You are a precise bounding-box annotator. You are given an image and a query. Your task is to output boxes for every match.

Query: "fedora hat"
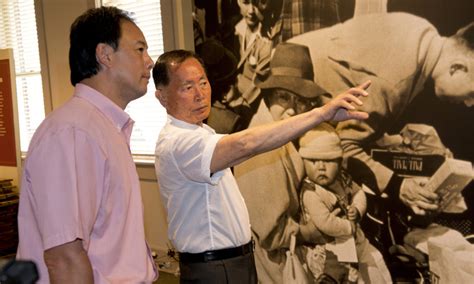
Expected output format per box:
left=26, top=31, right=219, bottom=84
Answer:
left=256, top=42, right=325, bottom=99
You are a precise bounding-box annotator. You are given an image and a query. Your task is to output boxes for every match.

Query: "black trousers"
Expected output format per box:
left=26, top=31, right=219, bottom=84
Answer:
left=179, top=252, right=257, bottom=284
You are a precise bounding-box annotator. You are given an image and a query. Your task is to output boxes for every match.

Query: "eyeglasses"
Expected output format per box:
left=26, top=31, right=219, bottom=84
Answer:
left=271, top=89, right=320, bottom=113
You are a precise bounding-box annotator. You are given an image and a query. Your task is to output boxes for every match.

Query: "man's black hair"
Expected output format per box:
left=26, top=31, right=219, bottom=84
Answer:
left=69, top=6, right=135, bottom=86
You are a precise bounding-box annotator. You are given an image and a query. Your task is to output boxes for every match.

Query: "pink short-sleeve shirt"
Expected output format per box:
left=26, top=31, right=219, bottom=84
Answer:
left=17, top=84, right=157, bottom=283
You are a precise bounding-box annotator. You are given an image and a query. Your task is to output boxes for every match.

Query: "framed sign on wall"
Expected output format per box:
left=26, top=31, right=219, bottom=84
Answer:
left=0, top=49, right=21, bottom=184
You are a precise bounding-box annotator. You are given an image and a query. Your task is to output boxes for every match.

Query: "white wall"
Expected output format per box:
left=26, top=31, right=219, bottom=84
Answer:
left=35, top=0, right=94, bottom=112
left=34, top=0, right=193, bottom=253
left=137, top=165, right=171, bottom=251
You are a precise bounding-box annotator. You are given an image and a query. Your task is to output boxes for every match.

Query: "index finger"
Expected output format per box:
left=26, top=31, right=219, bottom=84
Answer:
left=357, top=80, right=371, bottom=91
left=348, top=81, right=371, bottom=98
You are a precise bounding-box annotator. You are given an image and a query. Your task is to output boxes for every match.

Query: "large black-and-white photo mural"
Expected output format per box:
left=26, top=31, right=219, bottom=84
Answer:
left=192, top=0, right=474, bottom=282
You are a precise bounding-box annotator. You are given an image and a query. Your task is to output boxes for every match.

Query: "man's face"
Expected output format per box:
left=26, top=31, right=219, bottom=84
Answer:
left=157, top=58, right=211, bottom=125
left=434, top=48, right=474, bottom=107
left=267, top=89, right=317, bottom=121
left=304, top=158, right=341, bottom=187
left=238, top=0, right=264, bottom=30
left=112, top=20, right=154, bottom=104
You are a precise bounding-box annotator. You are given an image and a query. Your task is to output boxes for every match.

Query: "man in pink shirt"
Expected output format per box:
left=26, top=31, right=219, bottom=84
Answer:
left=16, top=6, right=157, bottom=283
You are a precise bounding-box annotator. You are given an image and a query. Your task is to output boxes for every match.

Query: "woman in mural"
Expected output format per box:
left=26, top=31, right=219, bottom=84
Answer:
left=234, top=42, right=338, bottom=283
left=227, top=0, right=350, bottom=129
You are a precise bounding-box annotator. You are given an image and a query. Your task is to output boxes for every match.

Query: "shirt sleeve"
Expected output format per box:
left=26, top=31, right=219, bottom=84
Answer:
left=25, top=127, right=106, bottom=250
left=172, top=130, right=226, bottom=184
left=303, top=189, right=352, bottom=237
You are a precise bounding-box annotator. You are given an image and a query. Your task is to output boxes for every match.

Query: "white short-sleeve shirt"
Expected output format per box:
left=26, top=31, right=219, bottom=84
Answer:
left=155, top=115, right=251, bottom=253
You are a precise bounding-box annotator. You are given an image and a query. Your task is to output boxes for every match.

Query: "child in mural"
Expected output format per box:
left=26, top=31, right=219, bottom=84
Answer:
left=298, top=123, right=392, bottom=283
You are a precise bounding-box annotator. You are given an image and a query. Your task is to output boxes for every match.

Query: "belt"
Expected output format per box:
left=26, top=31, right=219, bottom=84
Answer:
left=179, top=241, right=254, bottom=263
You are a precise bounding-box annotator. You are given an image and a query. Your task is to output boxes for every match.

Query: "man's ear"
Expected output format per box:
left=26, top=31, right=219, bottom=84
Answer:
left=96, top=43, right=114, bottom=68
left=155, top=88, right=167, bottom=108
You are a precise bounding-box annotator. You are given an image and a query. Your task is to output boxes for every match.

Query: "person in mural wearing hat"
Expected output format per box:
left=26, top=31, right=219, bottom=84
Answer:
left=153, top=46, right=371, bottom=283
left=233, top=42, right=341, bottom=283
left=299, top=123, right=392, bottom=283
left=289, top=12, right=474, bottom=217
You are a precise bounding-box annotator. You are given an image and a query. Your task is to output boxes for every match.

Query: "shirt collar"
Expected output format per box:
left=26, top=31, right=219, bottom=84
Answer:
left=423, top=36, right=446, bottom=80
left=74, top=83, right=134, bottom=135
left=167, top=114, right=215, bottom=133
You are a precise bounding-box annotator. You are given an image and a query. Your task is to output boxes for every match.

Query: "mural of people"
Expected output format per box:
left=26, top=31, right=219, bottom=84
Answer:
left=234, top=42, right=329, bottom=283
left=191, top=0, right=474, bottom=282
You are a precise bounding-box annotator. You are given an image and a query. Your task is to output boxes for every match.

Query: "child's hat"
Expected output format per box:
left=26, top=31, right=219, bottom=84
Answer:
left=299, top=123, right=342, bottom=160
